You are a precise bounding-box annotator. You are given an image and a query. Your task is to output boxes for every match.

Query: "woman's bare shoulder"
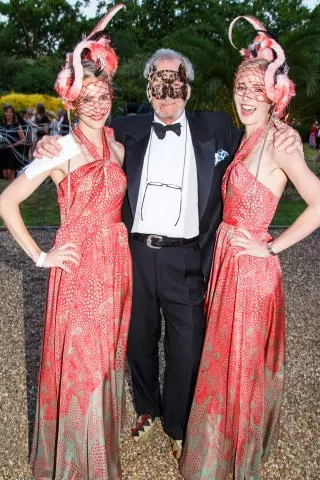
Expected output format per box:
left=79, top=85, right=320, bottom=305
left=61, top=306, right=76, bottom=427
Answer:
left=109, top=138, right=125, bottom=166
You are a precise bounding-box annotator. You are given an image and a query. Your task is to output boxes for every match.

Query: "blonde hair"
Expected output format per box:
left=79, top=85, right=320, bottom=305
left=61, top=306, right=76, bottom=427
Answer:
left=80, top=60, right=111, bottom=83
left=235, top=58, right=269, bottom=76
left=69, top=60, right=111, bottom=84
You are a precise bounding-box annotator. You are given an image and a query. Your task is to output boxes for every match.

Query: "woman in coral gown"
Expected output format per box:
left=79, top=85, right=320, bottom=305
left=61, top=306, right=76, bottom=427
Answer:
left=0, top=6, right=131, bottom=479
left=180, top=17, right=320, bottom=480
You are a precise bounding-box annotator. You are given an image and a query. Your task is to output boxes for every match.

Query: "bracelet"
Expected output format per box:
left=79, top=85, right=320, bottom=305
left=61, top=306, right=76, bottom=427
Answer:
left=35, top=251, right=47, bottom=267
left=267, top=242, right=277, bottom=256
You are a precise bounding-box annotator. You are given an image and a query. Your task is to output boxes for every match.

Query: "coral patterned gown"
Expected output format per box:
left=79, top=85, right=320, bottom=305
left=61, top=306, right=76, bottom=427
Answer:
left=31, top=127, right=132, bottom=480
left=180, top=127, right=285, bottom=479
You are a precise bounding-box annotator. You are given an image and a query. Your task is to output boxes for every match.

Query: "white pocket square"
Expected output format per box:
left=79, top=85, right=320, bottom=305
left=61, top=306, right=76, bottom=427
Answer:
left=214, top=149, right=229, bottom=166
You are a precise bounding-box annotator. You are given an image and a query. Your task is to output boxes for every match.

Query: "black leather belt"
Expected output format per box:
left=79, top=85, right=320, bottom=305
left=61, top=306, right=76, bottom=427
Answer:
left=131, top=233, right=199, bottom=249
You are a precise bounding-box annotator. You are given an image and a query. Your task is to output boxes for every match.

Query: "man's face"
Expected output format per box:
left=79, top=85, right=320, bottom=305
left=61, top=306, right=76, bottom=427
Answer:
left=147, top=58, right=190, bottom=124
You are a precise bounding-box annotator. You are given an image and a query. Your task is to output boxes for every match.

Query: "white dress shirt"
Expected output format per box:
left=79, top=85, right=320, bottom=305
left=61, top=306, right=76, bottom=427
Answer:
left=132, top=111, right=199, bottom=238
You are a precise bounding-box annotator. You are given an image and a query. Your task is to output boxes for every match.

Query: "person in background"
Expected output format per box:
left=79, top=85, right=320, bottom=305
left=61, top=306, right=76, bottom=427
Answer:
left=0, top=104, right=25, bottom=180
left=316, top=120, right=320, bottom=150
left=72, top=111, right=79, bottom=128
left=125, top=101, right=139, bottom=115
left=23, top=107, right=38, bottom=159
left=35, top=103, right=50, bottom=140
left=137, top=101, right=151, bottom=114
left=61, top=110, right=70, bottom=135
left=309, top=120, right=318, bottom=149
left=47, top=110, right=60, bottom=136
left=56, top=107, right=69, bottom=135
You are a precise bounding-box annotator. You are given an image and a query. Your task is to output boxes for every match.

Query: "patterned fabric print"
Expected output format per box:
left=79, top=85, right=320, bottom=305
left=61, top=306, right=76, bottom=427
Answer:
left=31, top=128, right=132, bottom=480
left=180, top=131, right=285, bottom=480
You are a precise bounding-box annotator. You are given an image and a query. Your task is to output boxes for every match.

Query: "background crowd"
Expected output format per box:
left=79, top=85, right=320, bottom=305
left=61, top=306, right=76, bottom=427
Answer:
left=0, top=100, right=152, bottom=180
left=1, top=100, right=319, bottom=181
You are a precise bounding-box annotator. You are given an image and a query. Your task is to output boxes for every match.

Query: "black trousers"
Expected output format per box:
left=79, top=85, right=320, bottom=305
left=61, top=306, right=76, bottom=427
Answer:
left=127, top=237, right=206, bottom=440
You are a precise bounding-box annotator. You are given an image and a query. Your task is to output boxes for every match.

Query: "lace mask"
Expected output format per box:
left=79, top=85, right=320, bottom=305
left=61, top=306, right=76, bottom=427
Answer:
left=147, top=63, right=188, bottom=101
left=73, top=79, right=113, bottom=120
left=234, top=64, right=271, bottom=103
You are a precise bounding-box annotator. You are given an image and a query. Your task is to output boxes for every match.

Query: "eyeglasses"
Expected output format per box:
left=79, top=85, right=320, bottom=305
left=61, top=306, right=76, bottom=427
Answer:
left=140, top=123, right=187, bottom=226
left=234, top=84, right=268, bottom=102
left=141, top=182, right=183, bottom=226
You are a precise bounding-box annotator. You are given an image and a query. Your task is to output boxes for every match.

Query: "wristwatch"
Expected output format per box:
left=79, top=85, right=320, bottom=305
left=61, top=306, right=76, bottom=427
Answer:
left=267, top=242, right=277, bottom=256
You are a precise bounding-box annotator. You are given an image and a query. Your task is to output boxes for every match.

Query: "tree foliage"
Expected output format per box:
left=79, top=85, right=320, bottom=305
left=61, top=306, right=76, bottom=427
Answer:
left=0, top=0, right=94, bottom=58
left=0, top=0, right=319, bottom=122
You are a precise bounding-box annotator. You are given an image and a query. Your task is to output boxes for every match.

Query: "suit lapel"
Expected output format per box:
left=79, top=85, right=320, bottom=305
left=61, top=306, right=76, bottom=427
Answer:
left=186, top=111, right=216, bottom=220
left=124, top=113, right=153, bottom=216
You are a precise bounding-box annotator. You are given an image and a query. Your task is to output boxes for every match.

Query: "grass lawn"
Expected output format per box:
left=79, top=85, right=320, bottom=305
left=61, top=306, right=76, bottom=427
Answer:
left=272, top=200, right=306, bottom=225
left=0, top=144, right=319, bottom=228
left=0, top=178, right=60, bottom=226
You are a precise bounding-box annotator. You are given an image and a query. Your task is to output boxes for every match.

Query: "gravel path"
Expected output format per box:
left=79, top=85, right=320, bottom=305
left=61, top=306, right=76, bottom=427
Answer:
left=0, top=229, right=319, bottom=480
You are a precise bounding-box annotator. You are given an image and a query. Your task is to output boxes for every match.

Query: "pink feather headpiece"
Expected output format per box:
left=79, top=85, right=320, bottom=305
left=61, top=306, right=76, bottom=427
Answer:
left=54, top=4, right=125, bottom=109
left=228, top=16, right=295, bottom=118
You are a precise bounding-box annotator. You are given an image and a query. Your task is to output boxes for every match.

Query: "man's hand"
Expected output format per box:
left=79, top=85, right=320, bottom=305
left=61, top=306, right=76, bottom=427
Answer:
left=273, top=125, right=303, bottom=155
left=33, top=134, right=63, bottom=159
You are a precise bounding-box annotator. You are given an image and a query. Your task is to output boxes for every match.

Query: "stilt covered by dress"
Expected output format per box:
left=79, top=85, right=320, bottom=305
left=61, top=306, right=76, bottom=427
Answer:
left=31, top=127, right=132, bottom=480
left=180, top=126, right=285, bottom=479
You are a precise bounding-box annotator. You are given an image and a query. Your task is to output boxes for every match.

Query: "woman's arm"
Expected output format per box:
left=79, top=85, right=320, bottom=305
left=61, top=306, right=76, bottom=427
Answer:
left=41, top=123, right=50, bottom=135
left=4, top=124, right=26, bottom=149
left=0, top=171, right=80, bottom=271
left=37, top=117, right=50, bottom=137
left=14, top=124, right=26, bottom=146
left=231, top=149, right=320, bottom=257
left=271, top=149, right=320, bottom=253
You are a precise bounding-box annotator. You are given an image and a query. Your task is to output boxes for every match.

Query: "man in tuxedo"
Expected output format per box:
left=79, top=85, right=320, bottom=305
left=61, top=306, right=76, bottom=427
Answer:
left=35, top=48, right=301, bottom=459
left=112, top=48, right=300, bottom=458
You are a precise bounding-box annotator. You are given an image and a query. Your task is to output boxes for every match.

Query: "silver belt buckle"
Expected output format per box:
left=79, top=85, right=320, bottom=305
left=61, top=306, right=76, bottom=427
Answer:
left=146, top=234, right=162, bottom=249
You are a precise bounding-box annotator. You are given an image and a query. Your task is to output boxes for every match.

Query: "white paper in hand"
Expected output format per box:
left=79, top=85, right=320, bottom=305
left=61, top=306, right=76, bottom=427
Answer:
left=24, top=134, right=80, bottom=179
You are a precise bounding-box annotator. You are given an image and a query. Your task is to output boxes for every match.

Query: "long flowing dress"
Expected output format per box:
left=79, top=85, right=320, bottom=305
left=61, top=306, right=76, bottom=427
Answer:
left=31, top=127, right=132, bottom=480
left=180, top=127, right=285, bottom=480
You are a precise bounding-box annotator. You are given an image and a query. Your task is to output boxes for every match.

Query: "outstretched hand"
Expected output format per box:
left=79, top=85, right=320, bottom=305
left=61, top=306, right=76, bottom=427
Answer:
left=230, top=228, right=270, bottom=258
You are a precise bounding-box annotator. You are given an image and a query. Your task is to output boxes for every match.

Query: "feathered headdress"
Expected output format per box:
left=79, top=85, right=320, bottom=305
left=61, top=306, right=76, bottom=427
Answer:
left=55, top=4, right=124, bottom=109
left=228, top=16, right=295, bottom=118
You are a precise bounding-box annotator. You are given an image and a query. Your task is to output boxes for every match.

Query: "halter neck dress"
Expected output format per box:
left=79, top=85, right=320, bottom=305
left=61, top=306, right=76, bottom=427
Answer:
left=180, top=127, right=285, bottom=480
left=31, top=127, right=132, bottom=480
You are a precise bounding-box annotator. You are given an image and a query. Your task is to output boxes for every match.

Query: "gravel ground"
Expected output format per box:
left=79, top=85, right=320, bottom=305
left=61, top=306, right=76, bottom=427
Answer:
left=0, top=229, right=319, bottom=480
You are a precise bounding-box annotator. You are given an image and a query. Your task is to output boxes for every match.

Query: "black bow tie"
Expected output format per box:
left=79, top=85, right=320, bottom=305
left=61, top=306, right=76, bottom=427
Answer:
left=152, top=122, right=182, bottom=140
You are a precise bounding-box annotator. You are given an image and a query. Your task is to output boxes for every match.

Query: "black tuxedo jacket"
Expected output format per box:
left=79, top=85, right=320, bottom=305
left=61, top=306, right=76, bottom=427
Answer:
left=111, top=111, right=243, bottom=284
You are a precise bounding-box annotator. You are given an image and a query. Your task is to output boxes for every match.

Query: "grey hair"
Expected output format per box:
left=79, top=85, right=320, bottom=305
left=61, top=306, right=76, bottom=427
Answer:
left=143, top=48, right=195, bottom=82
